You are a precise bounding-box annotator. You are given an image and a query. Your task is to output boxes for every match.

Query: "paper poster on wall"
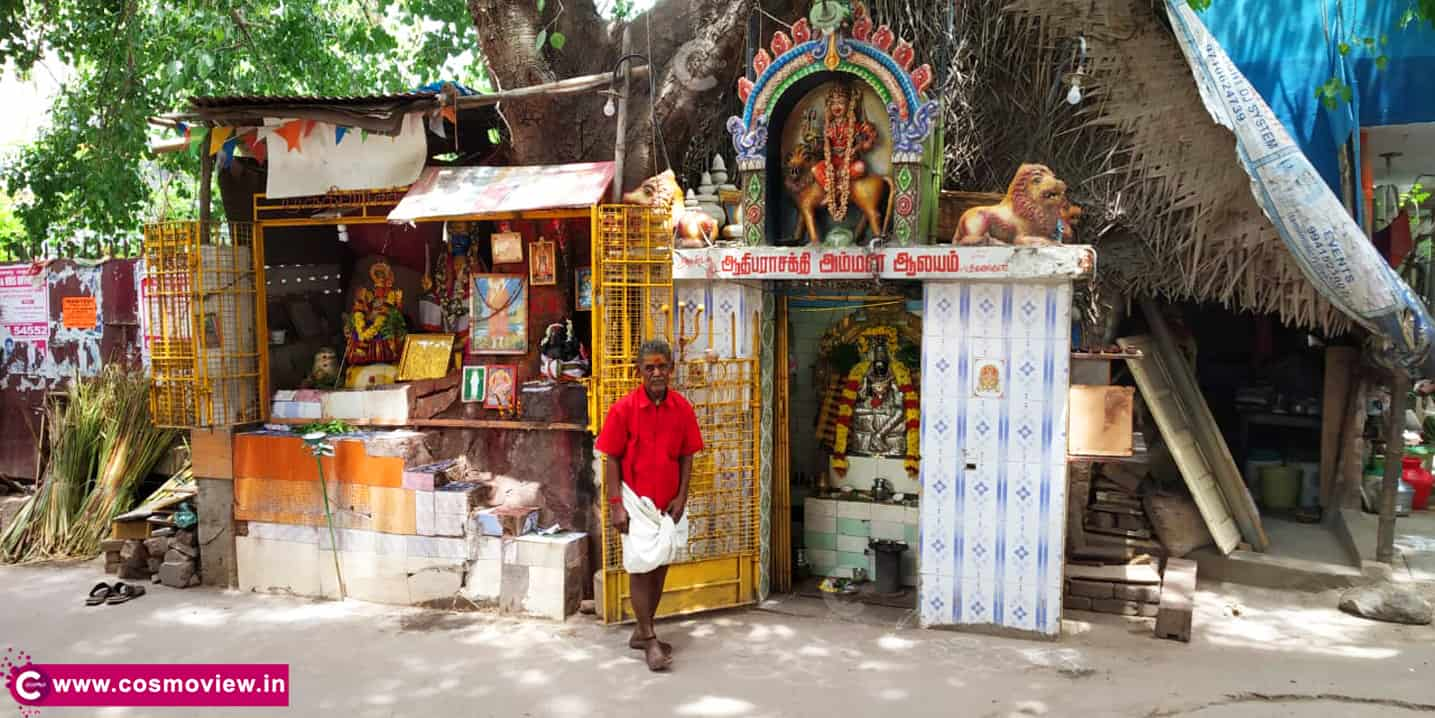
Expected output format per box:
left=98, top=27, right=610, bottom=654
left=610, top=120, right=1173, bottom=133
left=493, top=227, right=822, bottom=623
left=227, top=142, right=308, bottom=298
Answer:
left=61, top=296, right=98, bottom=330
left=0, top=265, right=49, bottom=371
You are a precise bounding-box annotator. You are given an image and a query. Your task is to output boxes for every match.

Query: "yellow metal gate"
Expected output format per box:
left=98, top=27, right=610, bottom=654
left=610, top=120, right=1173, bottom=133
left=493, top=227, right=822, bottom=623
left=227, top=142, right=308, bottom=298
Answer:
left=592, top=205, right=763, bottom=623
left=142, top=221, right=264, bottom=428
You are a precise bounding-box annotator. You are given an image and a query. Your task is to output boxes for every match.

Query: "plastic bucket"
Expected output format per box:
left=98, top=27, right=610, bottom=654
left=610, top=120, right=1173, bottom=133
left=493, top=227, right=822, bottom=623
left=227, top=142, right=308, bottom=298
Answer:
left=1260, top=465, right=1302, bottom=510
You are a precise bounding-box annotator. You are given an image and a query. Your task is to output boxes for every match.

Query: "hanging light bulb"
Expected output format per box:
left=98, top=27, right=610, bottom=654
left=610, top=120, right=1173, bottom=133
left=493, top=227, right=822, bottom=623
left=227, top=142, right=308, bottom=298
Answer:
left=1066, top=79, right=1083, bottom=105
left=603, top=95, right=616, bottom=117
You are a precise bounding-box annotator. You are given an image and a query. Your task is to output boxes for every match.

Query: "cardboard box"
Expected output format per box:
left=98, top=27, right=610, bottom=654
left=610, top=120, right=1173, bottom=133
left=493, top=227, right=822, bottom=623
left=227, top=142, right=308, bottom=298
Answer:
left=1068, top=385, right=1135, bottom=457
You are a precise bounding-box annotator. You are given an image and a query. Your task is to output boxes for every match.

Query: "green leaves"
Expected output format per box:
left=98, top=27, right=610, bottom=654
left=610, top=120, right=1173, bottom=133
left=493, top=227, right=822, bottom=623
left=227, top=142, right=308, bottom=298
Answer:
left=1315, top=77, right=1353, bottom=111
left=549, top=31, right=566, bottom=50
left=0, top=0, right=486, bottom=260
left=1403, top=182, right=1432, bottom=213
left=1186, top=0, right=1212, bottom=11
left=536, top=28, right=548, bottom=51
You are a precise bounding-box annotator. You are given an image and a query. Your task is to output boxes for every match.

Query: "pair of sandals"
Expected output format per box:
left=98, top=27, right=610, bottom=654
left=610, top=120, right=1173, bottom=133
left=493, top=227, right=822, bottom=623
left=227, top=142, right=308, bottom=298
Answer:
left=85, top=582, right=146, bottom=606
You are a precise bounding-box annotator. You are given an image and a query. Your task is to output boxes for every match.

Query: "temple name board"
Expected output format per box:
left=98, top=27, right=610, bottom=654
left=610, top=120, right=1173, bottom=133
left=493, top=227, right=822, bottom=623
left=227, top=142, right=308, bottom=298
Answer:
left=672, top=245, right=1095, bottom=281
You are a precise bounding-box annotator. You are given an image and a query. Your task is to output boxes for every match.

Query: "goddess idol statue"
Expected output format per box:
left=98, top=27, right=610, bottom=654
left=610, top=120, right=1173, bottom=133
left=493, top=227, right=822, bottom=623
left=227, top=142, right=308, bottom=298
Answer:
left=832, top=327, right=919, bottom=477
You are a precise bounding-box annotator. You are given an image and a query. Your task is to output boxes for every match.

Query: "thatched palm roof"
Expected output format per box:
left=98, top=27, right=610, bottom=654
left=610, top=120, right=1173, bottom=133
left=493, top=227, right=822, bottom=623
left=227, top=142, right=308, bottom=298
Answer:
left=894, top=0, right=1351, bottom=334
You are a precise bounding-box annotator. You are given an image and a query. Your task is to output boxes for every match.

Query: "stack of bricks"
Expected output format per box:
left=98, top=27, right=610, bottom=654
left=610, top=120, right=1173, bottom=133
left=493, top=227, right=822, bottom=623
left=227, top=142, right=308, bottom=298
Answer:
left=803, top=496, right=919, bottom=586
left=463, top=531, right=586, bottom=620
left=1063, top=561, right=1163, bottom=618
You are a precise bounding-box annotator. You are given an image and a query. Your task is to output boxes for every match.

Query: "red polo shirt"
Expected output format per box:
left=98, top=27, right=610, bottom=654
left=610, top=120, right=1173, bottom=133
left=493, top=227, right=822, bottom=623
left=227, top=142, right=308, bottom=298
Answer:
left=595, top=386, right=704, bottom=510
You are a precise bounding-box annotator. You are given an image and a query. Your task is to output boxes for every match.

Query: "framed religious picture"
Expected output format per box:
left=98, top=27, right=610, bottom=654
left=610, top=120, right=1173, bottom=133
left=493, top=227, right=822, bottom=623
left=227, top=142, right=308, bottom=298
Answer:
left=469, top=274, right=528, bottom=354
left=483, top=365, right=517, bottom=410
left=575, top=267, right=593, bottom=311
left=491, top=232, right=524, bottom=265
left=530, top=238, right=557, bottom=286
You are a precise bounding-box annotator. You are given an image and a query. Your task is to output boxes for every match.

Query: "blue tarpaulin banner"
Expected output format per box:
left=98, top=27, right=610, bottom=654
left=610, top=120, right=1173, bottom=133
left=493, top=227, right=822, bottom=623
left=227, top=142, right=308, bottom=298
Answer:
left=1167, top=0, right=1435, bottom=376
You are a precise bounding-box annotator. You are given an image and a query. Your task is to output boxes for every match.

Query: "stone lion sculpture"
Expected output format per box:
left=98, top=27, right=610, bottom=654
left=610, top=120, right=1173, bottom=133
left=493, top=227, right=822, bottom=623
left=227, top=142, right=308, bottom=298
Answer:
left=622, top=169, right=719, bottom=249
left=954, top=163, right=1082, bottom=246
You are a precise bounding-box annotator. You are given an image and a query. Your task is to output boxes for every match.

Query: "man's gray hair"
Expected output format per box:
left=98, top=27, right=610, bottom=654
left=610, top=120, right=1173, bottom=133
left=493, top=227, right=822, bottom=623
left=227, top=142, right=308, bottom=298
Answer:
left=637, top=338, right=673, bottom=364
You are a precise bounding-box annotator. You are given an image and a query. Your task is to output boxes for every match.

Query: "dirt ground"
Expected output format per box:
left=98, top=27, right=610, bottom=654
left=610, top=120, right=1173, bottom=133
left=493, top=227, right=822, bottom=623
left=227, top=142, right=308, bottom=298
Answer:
left=2, top=560, right=1434, bottom=717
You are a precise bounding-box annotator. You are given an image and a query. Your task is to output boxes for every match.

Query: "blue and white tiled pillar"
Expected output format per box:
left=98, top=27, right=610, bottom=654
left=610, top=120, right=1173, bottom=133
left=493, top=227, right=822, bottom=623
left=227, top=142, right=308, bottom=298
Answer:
left=919, top=280, right=1073, bottom=637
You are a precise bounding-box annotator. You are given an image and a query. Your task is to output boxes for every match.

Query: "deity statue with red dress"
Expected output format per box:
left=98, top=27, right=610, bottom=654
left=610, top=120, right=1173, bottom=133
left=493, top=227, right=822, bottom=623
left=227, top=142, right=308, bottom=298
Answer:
left=808, top=82, right=877, bottom=192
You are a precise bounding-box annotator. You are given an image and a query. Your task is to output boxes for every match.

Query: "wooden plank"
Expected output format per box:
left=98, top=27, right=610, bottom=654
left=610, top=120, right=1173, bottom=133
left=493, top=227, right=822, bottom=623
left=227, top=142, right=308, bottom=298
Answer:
left=1155, top=557, right=1197, bottom=642
left=1119, top=334, right=1241, bottom=554
left=1084, top=524, right=1153, bottom=540
left=1065, top=562, right=1162, bottom=585
left=1068, top=385, right=1135, bottom=457
left=191, top=427, right=235, bottom=480
left=1321, top=347, right=1359, bottom=508
left=1140, top=302, right=1268, bottom=551
left=1066, top=463, right=1093, bottom=554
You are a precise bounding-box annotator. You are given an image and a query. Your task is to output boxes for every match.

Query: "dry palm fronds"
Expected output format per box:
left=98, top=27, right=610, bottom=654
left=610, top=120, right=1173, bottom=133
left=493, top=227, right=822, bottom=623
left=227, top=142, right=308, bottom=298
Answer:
left=64, top=372, right=179, bottom=556
left=0, top=368, right=178, bottom=563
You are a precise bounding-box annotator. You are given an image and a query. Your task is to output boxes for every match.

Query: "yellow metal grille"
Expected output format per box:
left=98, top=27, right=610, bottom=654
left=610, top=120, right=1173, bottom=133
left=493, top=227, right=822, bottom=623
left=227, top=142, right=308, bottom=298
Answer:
left=593, top=204, right=674, bottom=423
left=592, top=203, right=763, bottom=622
left=142, top=221, right=262, bottom=428
left=601, top=357, right=761, bottom=570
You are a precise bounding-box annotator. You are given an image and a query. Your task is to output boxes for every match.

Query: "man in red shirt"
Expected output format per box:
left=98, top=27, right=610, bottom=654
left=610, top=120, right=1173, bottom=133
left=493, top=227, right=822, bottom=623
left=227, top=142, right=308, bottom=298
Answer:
left=595, top=338, right=703, bottom=671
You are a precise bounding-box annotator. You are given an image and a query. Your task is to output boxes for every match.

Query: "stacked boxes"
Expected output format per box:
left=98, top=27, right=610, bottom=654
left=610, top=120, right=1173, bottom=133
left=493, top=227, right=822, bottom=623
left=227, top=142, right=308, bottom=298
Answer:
left=804, top=496, right=919, bottom=586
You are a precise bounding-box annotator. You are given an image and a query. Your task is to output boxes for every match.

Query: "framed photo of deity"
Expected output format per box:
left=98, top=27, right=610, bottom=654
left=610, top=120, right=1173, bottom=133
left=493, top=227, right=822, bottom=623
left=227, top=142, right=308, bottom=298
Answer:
left=575, top=267, right=593, bottom=311
left=469, top=274, right=528, bottom=355
left=530, top=238, right=556, bottom=286
left=483, top=365, right=517, bottom=410
left=491, top=232, right=524, bottom=265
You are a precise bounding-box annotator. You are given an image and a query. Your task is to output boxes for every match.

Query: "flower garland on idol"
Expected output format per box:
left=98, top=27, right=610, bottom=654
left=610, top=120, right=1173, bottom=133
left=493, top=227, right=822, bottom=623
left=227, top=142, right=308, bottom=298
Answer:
left=831, top=327, right=920, bottom=477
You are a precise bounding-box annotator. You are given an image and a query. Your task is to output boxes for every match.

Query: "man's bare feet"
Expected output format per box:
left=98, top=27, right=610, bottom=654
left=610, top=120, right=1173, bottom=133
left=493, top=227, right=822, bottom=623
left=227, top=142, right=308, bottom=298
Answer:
left=629, top=628, right=672, bottom=656
left=643, top=639, right=672, bottom=672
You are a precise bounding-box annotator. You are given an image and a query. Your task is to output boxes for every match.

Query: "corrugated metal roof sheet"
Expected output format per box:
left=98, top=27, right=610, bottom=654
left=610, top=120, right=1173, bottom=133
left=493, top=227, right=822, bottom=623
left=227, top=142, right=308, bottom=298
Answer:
left=189, top=92, right=438, bottom=109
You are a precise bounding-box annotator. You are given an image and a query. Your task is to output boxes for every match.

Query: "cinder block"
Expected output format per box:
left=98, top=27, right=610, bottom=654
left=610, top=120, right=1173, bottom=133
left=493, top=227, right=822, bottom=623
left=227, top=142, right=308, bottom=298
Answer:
left=319, top=549, right=411, bottom=604
left=837, top=501, right=873, bottom=520
left=837, top=518, right=870, bottom=536
left=498, top=563, right=530, bottom=613
left=1112, top=584, right=1160, bottom=603
left=804, top=531, right=836, bottom=551
left=245, top=522, right=319, bottom=544
left=406, top=556, right=464, bottom=604
left=405, top=535, right=466, bottom=561
left=463, top=558, right=502, bottom=601
left=1067, top=579, right=1115, bottom=599
left=836, top=534, right=868, bottom=554
left=1139, top=602, right=1160, bottom=618
left=469, top=534, right=501, bottom=562
left=433, top=512, right=465, bottom=537
left=1092, top=598, right=1142, bottom=616
left=415, top=491, right=435, bottom=536
left=1065, top=595, right=1093, bottom=611
left=236, top=536, right=322, bottom=597
left=434, top=481, right=482, bottom=515
left=869, top=520, right=904, bottom=541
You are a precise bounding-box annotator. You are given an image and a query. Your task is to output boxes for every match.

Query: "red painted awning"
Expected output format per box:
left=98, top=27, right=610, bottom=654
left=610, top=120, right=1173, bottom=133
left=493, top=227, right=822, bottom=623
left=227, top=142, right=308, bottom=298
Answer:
left=387, top=161, right=615, bottom=222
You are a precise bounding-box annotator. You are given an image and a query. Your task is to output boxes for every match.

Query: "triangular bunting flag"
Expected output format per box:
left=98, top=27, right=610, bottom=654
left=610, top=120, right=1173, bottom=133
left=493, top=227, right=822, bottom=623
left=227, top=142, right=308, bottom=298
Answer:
left=301, top=119, right=317, bottom=138
left=360, top=129, right=370, bottom=142
left=336, top=126, right=349, bottom=145
left=428, top=113, right=446, bottom=139
left=275, top=120, right=305, bottom=152
left=208, top=126, right=233, bottom=156
left=176, top=121, right=190, bottom=139
left=441, top=105, right=457, bottom=124
left=220, top=136, right=239, bottom=168
left=244, top=132, right=268, bottom=163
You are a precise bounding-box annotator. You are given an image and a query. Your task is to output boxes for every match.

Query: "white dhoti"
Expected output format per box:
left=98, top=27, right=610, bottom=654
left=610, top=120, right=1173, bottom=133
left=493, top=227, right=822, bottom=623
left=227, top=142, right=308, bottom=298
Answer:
left=620, top=482, right=689, bottom=574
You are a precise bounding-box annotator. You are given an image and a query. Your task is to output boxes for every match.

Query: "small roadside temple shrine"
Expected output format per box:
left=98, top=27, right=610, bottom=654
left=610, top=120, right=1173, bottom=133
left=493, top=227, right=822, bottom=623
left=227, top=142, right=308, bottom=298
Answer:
left=585, top=0, right=1095, bottom=638
left=145, top=0, right=1098, bottom=640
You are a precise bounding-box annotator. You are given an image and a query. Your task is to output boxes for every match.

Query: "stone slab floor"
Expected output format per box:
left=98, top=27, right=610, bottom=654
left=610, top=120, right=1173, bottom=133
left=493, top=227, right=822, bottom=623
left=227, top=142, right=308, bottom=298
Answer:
left=3, top=559, right=1435, bottom=717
